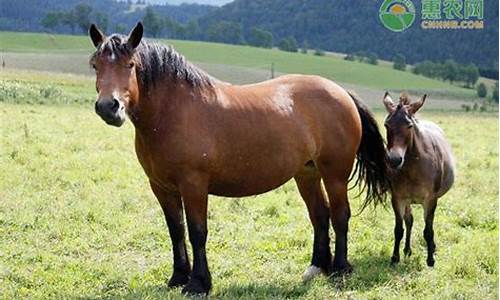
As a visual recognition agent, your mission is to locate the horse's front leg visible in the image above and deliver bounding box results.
[150,182,191,287]
[178,174,212,295]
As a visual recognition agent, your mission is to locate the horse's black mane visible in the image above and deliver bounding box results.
[91,34,214,88]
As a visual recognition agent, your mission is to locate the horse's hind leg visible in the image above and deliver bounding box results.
[318,162,353,274]
[294,167,332,281]
[391,197,405,265]
[423,198,438,267]
[403,205,413,257]
[150,182,191,287]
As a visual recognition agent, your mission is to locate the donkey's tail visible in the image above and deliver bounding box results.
[348,91,391,211]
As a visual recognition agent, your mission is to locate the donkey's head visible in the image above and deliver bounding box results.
[88,22,143,127]
[382,92,426,170]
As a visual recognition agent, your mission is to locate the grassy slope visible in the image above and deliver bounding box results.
[0,31,474,94]
[0,102,497,299]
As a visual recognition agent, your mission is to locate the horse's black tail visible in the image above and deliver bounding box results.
[348,91,391,212]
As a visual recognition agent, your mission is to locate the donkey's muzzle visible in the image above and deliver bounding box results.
[388,153,404,169]
[95,98,125,127]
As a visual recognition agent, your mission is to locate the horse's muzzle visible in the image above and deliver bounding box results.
[95,98,126,127]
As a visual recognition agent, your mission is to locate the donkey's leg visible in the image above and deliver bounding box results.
[294,169,332,281]
[319,164,352,275]
[150,181,191,287]
[423,199,438,267]
[178,175,212,295]
[403,205,413,257]
[391,198,405,265]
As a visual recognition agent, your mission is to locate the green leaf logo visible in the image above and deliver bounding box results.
[379,0,416,32]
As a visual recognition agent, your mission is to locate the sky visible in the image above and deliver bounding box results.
[148,0,233,5]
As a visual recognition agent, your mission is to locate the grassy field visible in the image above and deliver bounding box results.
[0,31,498,299]
[0,31,479,98]
[0,66,498,299]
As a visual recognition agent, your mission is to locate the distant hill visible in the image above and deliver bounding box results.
[0,0,215,33]
[151,0,232,5]
[199,0,499,70]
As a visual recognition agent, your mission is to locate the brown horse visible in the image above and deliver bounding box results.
[383,92,455,267]
[88,22,390,295]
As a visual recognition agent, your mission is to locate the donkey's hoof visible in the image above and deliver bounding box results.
[404,248,412,257]
[331,261,352,276]
[302,265,322,282]
[182,277,211,296]
[167,271,190,288]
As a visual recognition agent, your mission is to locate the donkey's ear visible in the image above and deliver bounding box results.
[383,91,396,113]
[127,22,143,49]
[89,24,105,48]
[408,94,426,115]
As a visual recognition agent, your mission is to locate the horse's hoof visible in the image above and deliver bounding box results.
[331,261,352,276]
[391,255,400,265]
[426,257,435,267]
[302,265,322,282]
[404,248,412,257]
[181,277,211,296]
[167,271,190,288]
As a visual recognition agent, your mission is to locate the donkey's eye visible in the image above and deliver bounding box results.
[91,64,97,70]
[128,62,135,69]
[407,124,413,129]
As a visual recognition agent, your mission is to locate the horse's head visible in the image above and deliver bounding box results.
[382,92,426,170]
[88,22,143,127]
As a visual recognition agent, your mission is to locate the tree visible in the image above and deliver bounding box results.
[206,21,243,44]
[41,12,62,31]
[443,59,458,83]
[93,11,109,33]
[314,48,325,56]
[247,27,273,48]
[61,10,76,34]
[115,23,127,33]
[143,7,163,37]
[393,54,406,71]
[477,83,487,98]
[301,40,308,54]
[278,37,298,52]
[464,64,480,87]
[73,3,93,34]
[185,20,200,40]
[344,54,356,61]
[367,52,378,65]
[492,82,499,103]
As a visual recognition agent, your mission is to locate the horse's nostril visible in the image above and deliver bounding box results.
[111,99,120,111]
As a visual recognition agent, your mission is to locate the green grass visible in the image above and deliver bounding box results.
[0,72,498,298]
[0,31,477,96]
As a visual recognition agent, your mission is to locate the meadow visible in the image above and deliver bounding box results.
[0,31,498,299]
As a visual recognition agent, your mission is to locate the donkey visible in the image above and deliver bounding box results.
[382,92,455,267]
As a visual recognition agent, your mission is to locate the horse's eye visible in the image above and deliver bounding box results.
[128,62,135,69]
[407,124,413,129]
[91,64,97,70]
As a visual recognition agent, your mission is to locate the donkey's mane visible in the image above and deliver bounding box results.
[91,34,214,88]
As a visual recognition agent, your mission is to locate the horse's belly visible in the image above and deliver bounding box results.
[208,176,293,197]
[207,154,305,197]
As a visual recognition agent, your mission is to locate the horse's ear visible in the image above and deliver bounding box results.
[383,91,396,113]
[408,94,426,115]
[89,24,105,48]
[127,22,143,50]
